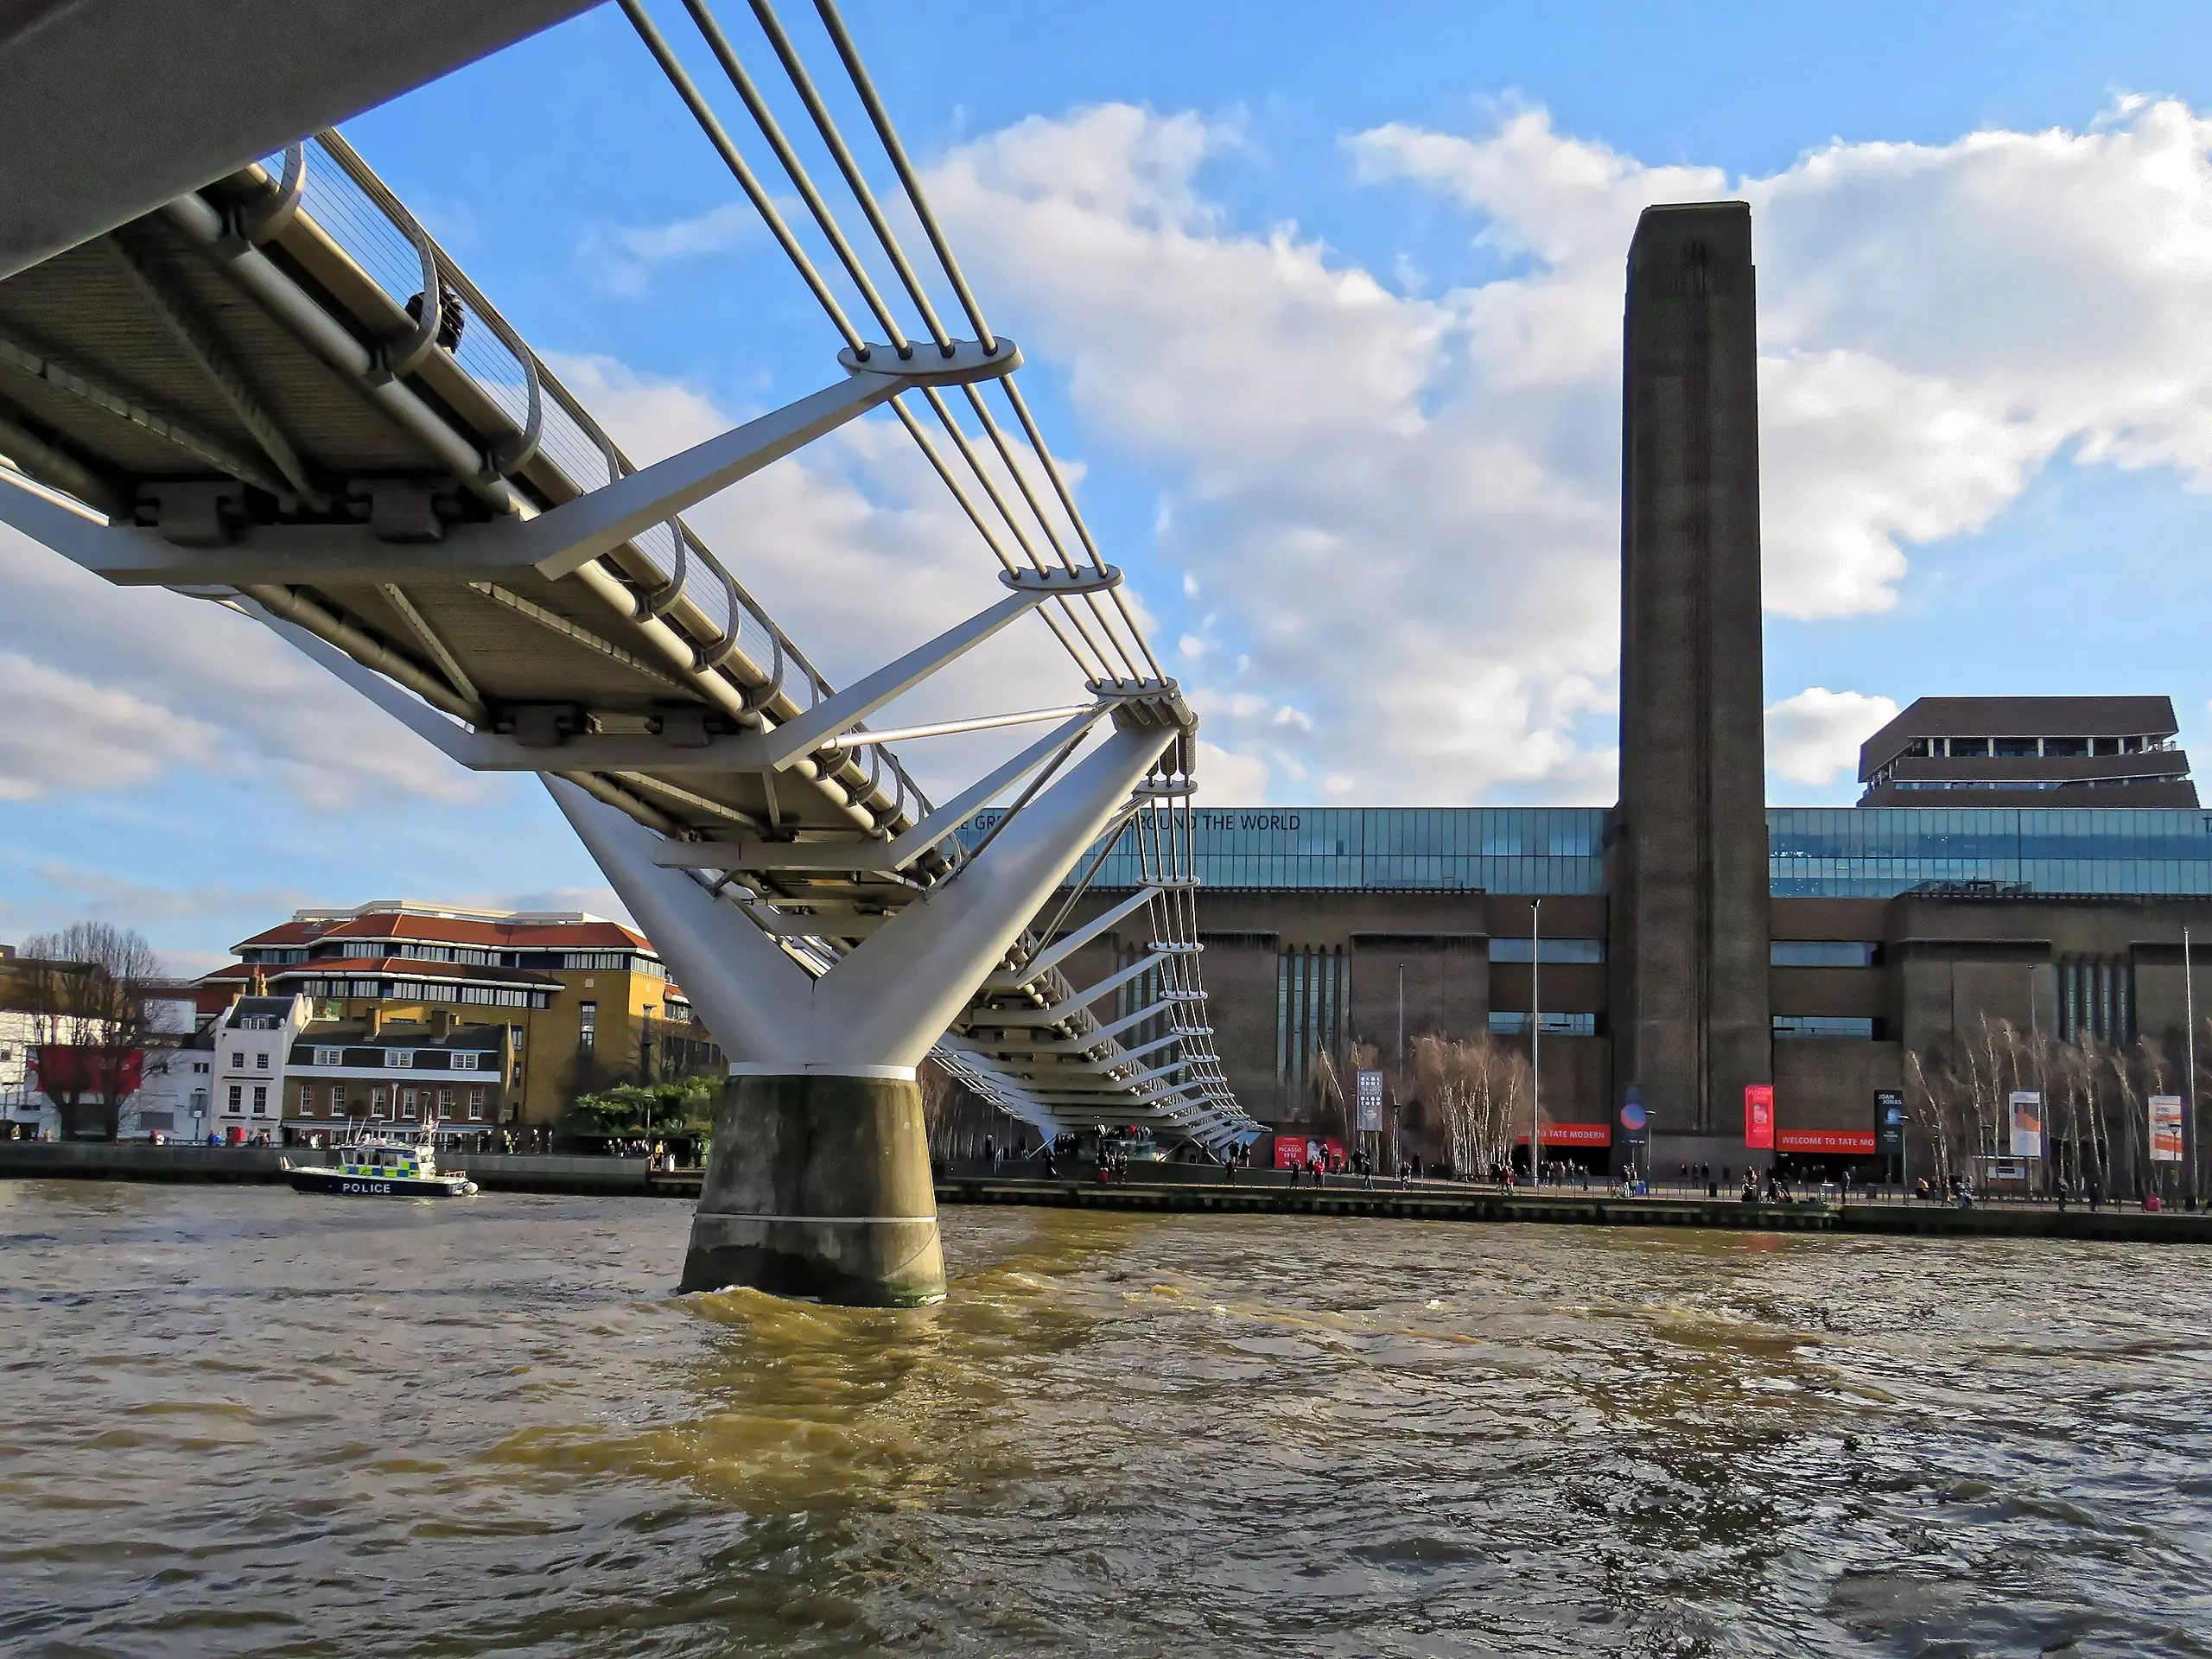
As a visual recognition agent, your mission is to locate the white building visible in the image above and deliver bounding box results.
[206,995,310,1142]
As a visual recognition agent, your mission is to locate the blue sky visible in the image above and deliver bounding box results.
[9,0,2212,970]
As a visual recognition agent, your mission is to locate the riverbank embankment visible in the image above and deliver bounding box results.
[7,1143,2209,1243]
[0,1141,702,1198]
[935,1173,2212,1244]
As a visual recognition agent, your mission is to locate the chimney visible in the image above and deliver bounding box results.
[429,1007,453,1040]
[366,1006,385,1039]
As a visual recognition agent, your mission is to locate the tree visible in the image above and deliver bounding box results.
[561,1076,719,1145]
[20,921,161,1140]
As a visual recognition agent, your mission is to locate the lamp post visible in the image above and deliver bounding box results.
[1529,897,1542,1186]
[2188,925,2200,1210]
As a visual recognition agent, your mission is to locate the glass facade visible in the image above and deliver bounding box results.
[980,807,1611,893]
[969,804,2212,899]
[1769,808,2212,898]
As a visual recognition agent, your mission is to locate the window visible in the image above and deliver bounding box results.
[251,1084,268,1115]
[372,1086,390,1119]
[1772,1016,1878,1039]
[194,1061,208,1074]
[297,1084,314,1114]
[451,1052,479,1071]
[226,1084,242,1111]
[1993,737,2038,758]
[578,1001,597,1052]
[1489,1011,1599,1037]
[232,1052,245,1069]
[467,1088,486,1121]
[402,1090,419,1121]
[385,1049,414,1068]
[508,1025,525,1049]
[1274,948,1348,1100]
[314,1046,343,1066]
[332,1084,347,1116]
[1770,940,1881,968]
[1489,937,1606,964]
[437,1089,453,1115]
[254,1052,269,1070]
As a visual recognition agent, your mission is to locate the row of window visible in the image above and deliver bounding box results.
[300,1046,486,1071]
[1487,1012,1599,1036]
[1901,736,2164,760]
[291,1082,490,1120]
[1772,1016,1883,1039]
[294,978,550,1008]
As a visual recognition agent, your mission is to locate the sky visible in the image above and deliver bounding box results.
[9,0,2212,973]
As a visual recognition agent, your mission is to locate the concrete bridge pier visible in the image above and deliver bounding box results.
[546,712,1179,1306]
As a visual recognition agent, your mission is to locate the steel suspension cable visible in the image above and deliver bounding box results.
[915,385,1119,677]
[886,396,1097,674]
[747,0,955,353]
[807,0,1159,681]
[814,0,997,353]
[679,0,912,356]
[619,0,868,356]
[955,382,1144,680]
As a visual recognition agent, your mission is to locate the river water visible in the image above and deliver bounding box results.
[3,1183,2210,1657]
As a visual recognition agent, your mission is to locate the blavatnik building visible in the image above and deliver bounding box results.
[1023,201,2212,1175]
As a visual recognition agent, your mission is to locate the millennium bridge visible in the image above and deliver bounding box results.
[0,0,1258,1302]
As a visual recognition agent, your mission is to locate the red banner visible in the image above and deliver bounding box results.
[1776,1128,1877,1154]
[1744,1084,1775,1149]
[1512,1122,1612,1147]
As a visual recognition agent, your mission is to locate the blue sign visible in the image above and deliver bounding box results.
[1620,1102,1648,1131]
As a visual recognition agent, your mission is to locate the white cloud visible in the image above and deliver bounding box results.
[0,524,494,809]
[579,201,756,295]
[1765,688,1898,788]
[917,95,2212,804]
[33,863,312,924]
[0,652,220,800]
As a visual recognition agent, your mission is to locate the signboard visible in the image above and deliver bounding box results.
[1512,1122,1612,1147]
[1744,1084,1775,1149]
[1777,1128,1878,1155]
[1875,1089,1906,1153]
[1620,1101,1648,1132]
[1355,1069,1386,1133]
[2150,1096,2185,1163]
[2008,1090,2044,1160]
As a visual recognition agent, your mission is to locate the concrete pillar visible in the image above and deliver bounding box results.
[1610,200,1773,1168]
[682,1071,945,1306]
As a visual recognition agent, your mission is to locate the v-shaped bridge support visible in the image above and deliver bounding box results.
[544,710,1179,1306]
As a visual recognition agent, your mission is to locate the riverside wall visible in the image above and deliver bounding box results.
[7,1143,2211,1243]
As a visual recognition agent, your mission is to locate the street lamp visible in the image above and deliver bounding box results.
[1529,897,1542,1186]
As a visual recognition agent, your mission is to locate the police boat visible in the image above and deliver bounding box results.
[287,1127,479,1198]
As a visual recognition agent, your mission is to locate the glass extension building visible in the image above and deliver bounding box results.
[1032,805,2212,899]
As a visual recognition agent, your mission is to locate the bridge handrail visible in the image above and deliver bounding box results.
[230,130,933,822]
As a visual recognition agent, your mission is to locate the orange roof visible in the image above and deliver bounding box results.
[232,913,651,954]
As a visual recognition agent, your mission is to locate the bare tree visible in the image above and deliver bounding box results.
[20,921,162,1140]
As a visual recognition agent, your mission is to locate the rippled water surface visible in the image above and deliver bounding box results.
[4,1182,2212,1656]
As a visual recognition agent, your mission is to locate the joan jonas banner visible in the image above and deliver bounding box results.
[1356,1069,1386,1133]
[1744,1084,1774,1149]
[2150,1096,2186,1163]
[2008,1091,2044,1159]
